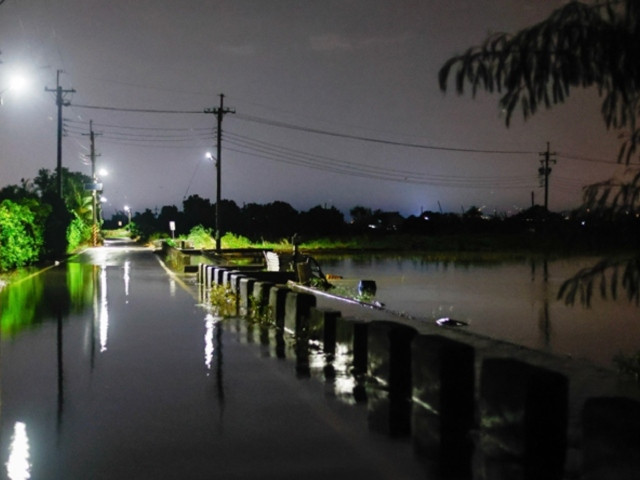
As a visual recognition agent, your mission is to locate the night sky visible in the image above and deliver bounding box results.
[0,0,628,219]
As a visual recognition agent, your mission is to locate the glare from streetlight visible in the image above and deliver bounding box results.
[98,168,109,177]
[205,151,214,161]
[7,71,30,94]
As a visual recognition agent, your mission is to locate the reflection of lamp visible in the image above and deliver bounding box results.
[6,421,31,479]
[206,151,221,251]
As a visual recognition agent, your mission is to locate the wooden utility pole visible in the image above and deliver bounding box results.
[83,120,101,246]
[204,94,235,251]
[45,70,75,199]
[538,142,556,211]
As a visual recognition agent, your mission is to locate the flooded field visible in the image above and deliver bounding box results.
[317,254,640,368]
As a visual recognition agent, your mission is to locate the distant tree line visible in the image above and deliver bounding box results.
[106,195,640,251]
[105,195,347,242]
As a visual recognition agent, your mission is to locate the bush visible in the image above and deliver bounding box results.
[0,199,45,271]
[187,225,216,249]
[67,216,92,252]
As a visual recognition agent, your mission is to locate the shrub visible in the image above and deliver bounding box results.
[0,199,45,271]
[67,216,92,252]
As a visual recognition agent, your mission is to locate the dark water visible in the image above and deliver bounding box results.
[318,254,640,368]
[0,243,428,480]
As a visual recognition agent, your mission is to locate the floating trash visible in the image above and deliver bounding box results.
[436,317,468,327]
[358,280,377,296]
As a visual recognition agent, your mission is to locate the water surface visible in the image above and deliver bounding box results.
[318,254,640,368]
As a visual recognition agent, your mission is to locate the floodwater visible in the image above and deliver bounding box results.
[318,254,640,369]
[0,242,429,480]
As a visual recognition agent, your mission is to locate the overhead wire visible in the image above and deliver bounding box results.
[223,130,535,186]
[63,101,621,195]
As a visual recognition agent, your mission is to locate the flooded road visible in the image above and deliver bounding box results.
[0,242,427,480]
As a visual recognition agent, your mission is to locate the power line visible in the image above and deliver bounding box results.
[223,130,534,185]
[64,118,212,133]
[67,102,538,155]
[70,103,203,114]
[556,153,620,165]
[234,112,538,155]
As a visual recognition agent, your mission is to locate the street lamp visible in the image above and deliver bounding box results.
[0,70,30,105]
[206,151,221,251]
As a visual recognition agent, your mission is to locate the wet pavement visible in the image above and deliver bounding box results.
[0,241,430,479]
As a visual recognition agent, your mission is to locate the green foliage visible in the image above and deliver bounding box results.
[247,297,274,327]
[0,199,45,271]
[188,225,216,249]
[67,216,93,252]
[208,284,237,317]
[0,272,43,335]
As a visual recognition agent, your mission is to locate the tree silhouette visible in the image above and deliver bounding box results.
[439,0,640,305]
[439,0,640,163]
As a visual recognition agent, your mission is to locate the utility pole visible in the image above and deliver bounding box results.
[538,142,556,211]
[45,70,76,199]
[204,94,235,251]
[83,120,101,246]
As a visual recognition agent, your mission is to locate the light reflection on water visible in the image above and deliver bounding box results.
[318,254,640,368]
[99,265,109,353]
[6,422,30,480]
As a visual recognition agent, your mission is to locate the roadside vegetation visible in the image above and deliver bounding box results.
[0,168,96,277]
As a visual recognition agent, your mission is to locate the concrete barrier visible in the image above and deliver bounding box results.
[192,264,640,478]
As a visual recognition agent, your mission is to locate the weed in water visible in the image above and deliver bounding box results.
[209,284,237,317]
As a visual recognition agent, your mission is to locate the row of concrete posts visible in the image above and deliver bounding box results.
[198,263,640,480]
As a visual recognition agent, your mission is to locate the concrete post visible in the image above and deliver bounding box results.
[367,321,417,437]
[411,335,475,477]
[268,286,291,331]
[582,397,640,480]
[478,358,568,479]
[284,291,316,336]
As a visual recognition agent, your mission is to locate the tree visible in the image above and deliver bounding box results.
[439,0,640,304]
[299,205,345,236]
[439,0,640,162]
[182,194,213,232]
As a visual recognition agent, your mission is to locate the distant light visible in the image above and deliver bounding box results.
[124,205,130,211]
[205,152,214,160]
[98,168,108,177]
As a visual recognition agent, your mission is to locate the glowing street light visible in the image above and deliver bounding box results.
[124,205,131,226]
[1,70,31,105]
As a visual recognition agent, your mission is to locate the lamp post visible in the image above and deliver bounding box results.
[206,151,221,251]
